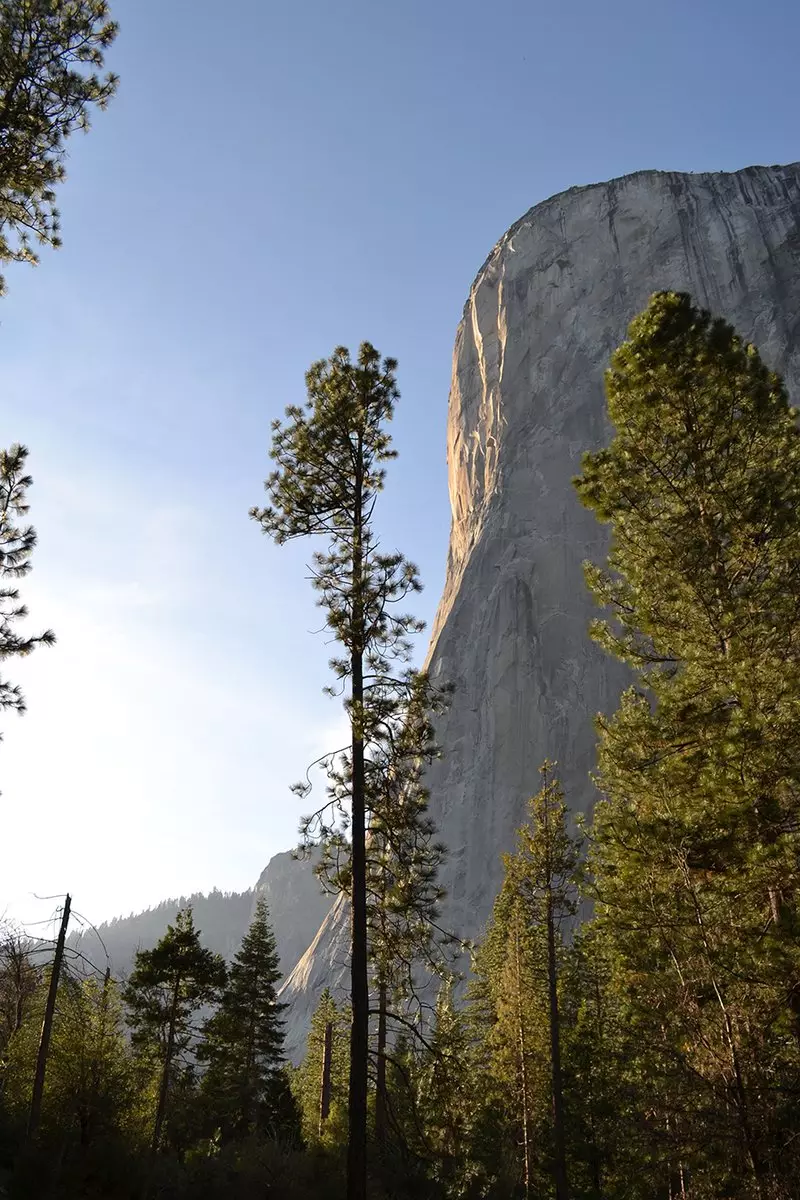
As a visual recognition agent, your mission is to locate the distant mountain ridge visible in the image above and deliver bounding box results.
[68,850,333,987]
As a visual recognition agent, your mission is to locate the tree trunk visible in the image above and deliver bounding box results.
[319,1020,333,1136]
[28,894,71,1140]
[375,979,388,1146]
[546,896,569,1200]
[151,978,180,1155]
[513,926,532,1200]
[347,459,368,1200]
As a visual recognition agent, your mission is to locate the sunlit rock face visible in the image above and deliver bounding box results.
[280,162,800,1057]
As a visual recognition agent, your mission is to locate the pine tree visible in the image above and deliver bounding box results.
[252,343,428,1200]
[0,444,55,725]
[0,0,118,292]
[124,907,225,1154]
[2,970,142,1150]
[293,987,350,1149]
[575,291,800,1196]
[0,927,39,1055]
[200,899,289,1142]
[319,670,453,1144]
[413,979,487,1197]
[471,763,579,1200]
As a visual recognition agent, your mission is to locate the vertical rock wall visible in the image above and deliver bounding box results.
[281,163,800,1054]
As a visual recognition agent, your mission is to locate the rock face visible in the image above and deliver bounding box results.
[252,849,334,977]
[281,162,800,1055]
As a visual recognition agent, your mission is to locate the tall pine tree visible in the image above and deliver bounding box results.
[576,292,800,1196]
[124,908,225,1154]
[252,343,427,1200]
[471,763,578,1200]
[200,899,288,1142]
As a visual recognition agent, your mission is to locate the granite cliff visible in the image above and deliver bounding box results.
[279,162,800,1054]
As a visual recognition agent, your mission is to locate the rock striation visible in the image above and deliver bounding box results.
[281,162,800,1055]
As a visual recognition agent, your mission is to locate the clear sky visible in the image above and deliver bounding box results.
[2,0,799,929]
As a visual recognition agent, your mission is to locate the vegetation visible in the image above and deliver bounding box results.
[5,150,800,1200]
[0,0,118,292]
[252,341,448,1200]
[0,445,55,727]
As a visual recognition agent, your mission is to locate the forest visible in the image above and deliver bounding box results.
[2,3,800,1199]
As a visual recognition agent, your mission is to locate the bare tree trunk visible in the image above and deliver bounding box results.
[347,462,368,1200]
[319,1020,333,1136]
[28,894,71,1140]
[375,980,388,1146]
[546,896,569,1200]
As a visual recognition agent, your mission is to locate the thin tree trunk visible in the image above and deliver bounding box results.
[28,894,71,1140]
[347,458,368,1200]
[546,895,569,1200]
[319,1020,333,1135]
[151,978,180,1155]
[375,979,388,1146]
[513,925,532,1200]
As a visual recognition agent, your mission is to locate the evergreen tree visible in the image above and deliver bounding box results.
[124,907,225,1154]
[575,292,800,1196]
[413,979,488,1198]
[318,670,453,1144]
[0,928,39,1056]
[471,763,578,1200]
[293,987,350,1149]
[252,342,427,1200]
[0,0,118,292]
[0,444,55,725]
[2,970,143,1151]
[200,899,289,1142]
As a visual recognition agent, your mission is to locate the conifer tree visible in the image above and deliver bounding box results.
[318,670,452,1143]
[0,927,39,1054]
[413,979,485,1196]
[200,899,288,1142]
[0,0,118,292]
[2,970,141,1150]
[576,292,800,1196]
[472,763,578,1200]
[0,444,55,724]
[124,907,225,1154]
[252,343,427,1200]
[293,987,350,1148]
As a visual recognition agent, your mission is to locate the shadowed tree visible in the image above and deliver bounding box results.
[124,908,225,1155]
[200,899,289,1142]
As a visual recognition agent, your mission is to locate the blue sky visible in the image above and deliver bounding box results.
[3,0,799,927]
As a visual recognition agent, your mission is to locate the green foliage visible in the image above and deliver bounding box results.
[575,292,800,1197]
[0,444,55,722]
[252,342,440,1193]
[293,987,350,1150]
[200,899,293,1143]
[2,970,145,1151]
[0,930,39,1057]
[124,907,225,1152]
[469,764,579,1199]
[0,0,118,291]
